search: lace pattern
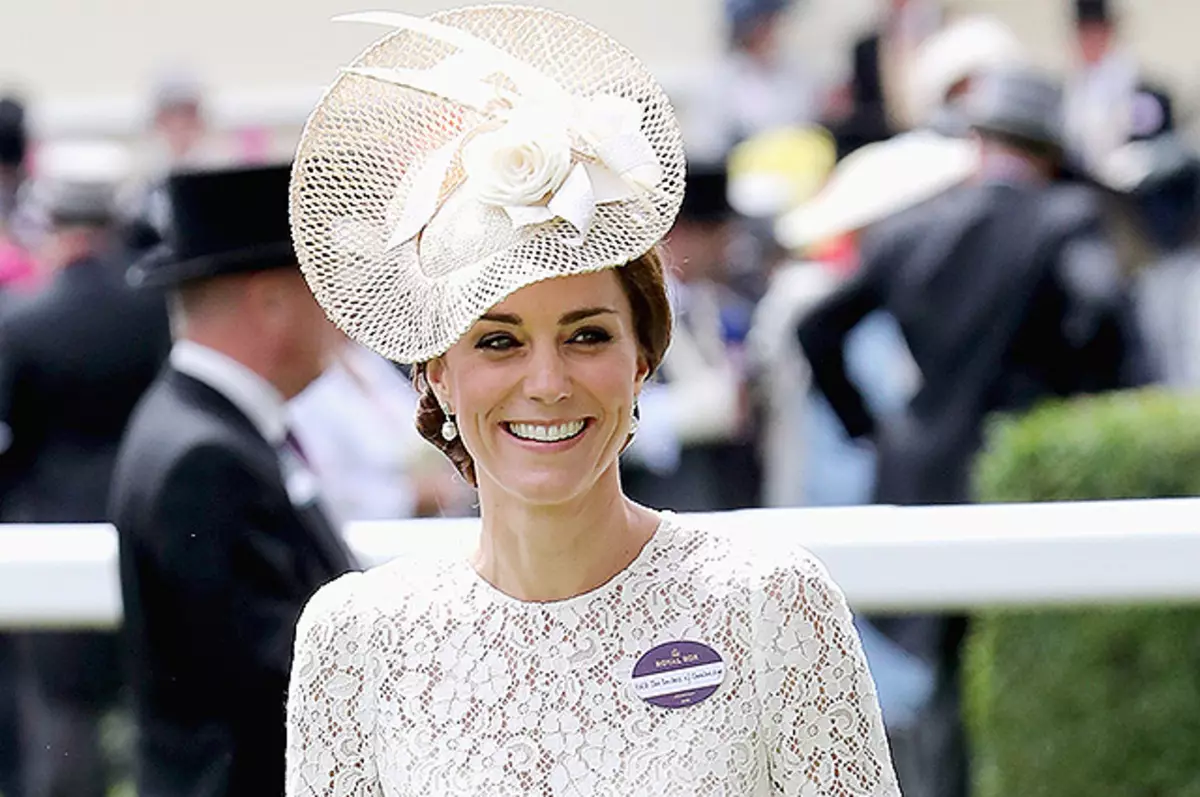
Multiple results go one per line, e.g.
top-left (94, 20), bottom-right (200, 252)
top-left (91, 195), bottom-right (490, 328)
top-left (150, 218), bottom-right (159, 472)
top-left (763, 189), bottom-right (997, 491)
top-left (286, 515), bottom-right (899, 796)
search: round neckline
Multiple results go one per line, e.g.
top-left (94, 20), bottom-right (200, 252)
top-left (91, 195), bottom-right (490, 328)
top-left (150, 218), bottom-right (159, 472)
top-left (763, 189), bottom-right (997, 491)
top-left (460, 511), bottom-right (676, 610)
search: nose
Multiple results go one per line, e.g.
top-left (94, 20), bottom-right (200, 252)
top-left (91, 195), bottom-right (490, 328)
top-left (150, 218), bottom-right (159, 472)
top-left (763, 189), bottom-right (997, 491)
top-left (523, 342), bottom-right (571, 404)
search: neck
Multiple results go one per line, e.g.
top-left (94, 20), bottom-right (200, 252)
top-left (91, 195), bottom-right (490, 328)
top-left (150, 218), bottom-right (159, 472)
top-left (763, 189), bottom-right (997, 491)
top-left (472, 464), bottom-right (659, 602)
top-left (178, 330), bottom-right (295, 399)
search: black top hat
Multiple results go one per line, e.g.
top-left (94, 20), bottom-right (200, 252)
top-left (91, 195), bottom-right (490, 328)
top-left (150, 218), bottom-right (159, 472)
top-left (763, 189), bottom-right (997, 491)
top-left (964, 67), bottom-right (1065, 152)
top-left (0, 97), bottom-right (26, 168)
top-left (127, 163), bottom-right (296, 288)
top-left (679, 166), bottom-right (731, 223)
top-left (1075, 0), bottom-right (1112, 25)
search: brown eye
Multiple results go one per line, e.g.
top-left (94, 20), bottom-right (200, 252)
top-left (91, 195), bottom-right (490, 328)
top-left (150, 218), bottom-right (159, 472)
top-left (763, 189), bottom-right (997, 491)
top-left (569, 327), bottom-right (613, 345)
top-left (477, 332), bottom-right (519, 351)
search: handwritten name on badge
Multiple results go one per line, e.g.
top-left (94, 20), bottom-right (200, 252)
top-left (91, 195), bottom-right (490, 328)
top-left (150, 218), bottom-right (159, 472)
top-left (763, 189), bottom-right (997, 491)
top-left (631, 641), bottom-right (725, 709)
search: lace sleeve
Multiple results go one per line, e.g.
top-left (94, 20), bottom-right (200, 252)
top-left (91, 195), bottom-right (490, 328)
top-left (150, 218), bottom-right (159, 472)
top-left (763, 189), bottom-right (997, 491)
top-left (286, 573), bottom-right (383, 797)
top-left (757, 552), bottom-right (900, 797)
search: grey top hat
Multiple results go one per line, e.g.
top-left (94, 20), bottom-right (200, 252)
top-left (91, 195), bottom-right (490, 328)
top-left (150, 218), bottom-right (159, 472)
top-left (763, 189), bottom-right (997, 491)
top-left (27, 140), bottom-right (131, 226)
top-left (963, 67), bottom-right (1065, 151)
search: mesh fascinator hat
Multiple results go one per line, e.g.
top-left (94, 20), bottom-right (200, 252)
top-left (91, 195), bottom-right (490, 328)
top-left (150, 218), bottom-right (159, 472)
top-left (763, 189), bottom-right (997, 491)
top-left (290, 5), bottom-right (687, 363)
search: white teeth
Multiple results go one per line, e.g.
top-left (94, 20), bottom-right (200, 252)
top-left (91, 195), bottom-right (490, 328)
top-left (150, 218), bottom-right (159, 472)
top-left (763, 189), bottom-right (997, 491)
top-left (507, 420), bottom-right (586, 442)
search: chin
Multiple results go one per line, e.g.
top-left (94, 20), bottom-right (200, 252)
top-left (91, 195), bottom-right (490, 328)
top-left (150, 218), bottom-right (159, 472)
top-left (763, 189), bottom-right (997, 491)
top-left (498, 469), bottom-right (597, 507)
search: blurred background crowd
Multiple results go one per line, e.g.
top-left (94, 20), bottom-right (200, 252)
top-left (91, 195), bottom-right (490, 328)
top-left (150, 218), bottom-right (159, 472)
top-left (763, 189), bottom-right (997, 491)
top-left (2, 0), bottom-right (1200, 795)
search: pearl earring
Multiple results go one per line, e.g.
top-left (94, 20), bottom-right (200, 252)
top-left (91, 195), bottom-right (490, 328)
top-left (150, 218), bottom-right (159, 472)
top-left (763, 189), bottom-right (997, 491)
top-left (439, 403), bottom-right (458, 442)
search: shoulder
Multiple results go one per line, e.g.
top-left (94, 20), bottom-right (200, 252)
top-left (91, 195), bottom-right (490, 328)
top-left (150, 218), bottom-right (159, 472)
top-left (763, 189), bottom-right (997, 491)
top-left (304, 548), bottom-right (469, 626)
top-left (857, 187), bottom-right (965, 268)
top-left (295, 571), bottom-right (373, 646)
top-left (113, 383), bottom-right (270, 518)
top-left (121, 374), bottom-right (260, 467)
top-left (0, 288), bottom-right (56, 349)
top-left (660, 515), bottom-right (844, 613)
top-left (113, 435), bottom-right (256, 519)
top-left (294, 555), bottom-right (466, 652)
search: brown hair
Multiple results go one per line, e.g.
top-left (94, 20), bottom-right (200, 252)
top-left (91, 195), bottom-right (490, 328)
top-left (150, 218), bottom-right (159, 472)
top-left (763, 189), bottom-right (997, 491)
top-left (413, 247), bottom-right (673, 485)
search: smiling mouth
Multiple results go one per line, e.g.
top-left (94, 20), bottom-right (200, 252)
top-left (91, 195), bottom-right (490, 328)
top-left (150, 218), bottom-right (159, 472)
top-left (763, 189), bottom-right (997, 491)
top-left (504, 419), bottom-right (589, 443)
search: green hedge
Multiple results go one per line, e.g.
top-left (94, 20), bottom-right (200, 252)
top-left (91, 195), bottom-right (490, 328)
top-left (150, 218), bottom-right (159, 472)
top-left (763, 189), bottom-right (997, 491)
top-left (965, 389), bottom-right (1200, 797)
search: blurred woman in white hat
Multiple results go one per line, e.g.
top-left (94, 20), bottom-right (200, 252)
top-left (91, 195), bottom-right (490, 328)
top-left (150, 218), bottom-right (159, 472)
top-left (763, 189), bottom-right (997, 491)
top-left (285, 7), bottom-right (899, 795)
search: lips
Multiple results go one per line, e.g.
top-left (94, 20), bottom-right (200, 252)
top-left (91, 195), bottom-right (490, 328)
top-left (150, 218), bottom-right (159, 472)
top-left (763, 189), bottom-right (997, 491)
top-left (504, 419), bottom-right (588, 443)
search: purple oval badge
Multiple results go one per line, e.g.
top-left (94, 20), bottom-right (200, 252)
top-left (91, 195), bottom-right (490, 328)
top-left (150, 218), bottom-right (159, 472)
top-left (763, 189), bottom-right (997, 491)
top-left (631, 641), bottom-right (726, 709)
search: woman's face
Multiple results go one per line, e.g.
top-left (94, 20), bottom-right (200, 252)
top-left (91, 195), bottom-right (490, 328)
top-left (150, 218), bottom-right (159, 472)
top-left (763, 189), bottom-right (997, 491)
top-left (426, 270), bottom-right (648, 507)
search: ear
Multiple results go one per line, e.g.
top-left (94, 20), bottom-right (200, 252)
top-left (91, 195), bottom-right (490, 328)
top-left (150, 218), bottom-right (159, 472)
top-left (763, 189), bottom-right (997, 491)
top-left (248, 271), bottom-right (288, 322)
top-left (633, 352), bottom-right (651, 398)
top-left (424, 357), bottom-right (453, 411)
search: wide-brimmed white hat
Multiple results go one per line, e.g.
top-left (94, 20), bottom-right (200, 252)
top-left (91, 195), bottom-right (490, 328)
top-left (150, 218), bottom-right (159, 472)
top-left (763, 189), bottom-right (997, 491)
top-left (290, 5), bottom-right (687, 363)
top-left (909, 15), bottom-right (1025, 128)
top-left (774, 130), bottom-right (977, 251)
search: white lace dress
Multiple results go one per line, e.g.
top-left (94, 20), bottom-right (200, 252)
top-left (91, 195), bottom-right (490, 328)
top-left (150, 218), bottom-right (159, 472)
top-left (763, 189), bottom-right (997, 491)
top-left (286, 513), bottom-right (900, 796)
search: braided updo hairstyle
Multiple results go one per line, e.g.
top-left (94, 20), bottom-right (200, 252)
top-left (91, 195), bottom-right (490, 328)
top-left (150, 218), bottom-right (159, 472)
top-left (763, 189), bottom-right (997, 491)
top-left (413, 247), bottom-right (673, 486)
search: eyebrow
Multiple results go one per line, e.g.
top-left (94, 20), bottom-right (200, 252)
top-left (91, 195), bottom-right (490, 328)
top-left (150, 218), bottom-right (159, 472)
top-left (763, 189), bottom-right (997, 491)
top-left (478, 307), bottom-right (618, 326)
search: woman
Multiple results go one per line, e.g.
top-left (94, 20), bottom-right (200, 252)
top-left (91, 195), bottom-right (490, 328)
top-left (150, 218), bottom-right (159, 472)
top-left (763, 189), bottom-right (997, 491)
top-left (285, 6), bottom-right (899, 795)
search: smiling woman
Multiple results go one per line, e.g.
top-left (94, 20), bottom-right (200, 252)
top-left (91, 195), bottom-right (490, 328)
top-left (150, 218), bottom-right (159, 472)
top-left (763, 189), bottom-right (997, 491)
top-left (412, 249), bottom-right (671, 488)
top-left (284, 5), bottom-right (899, 796)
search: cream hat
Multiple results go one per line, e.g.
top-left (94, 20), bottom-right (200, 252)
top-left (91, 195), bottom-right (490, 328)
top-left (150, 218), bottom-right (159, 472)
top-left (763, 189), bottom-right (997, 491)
top-left (27, 139), bottom-right (132, 225)
top-left (289, 5), bottom-right (687, 363)
top-left (774, 130), bottom-right (977, 251)
top-left (725, 126), bottom-right (838, 219)
top-left (909, 15), bottom-right (1025, 128)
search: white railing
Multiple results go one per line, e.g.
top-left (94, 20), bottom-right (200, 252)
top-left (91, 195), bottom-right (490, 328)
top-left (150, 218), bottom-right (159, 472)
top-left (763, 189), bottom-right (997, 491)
top-left (3, 498), bottom-right (1200, 630)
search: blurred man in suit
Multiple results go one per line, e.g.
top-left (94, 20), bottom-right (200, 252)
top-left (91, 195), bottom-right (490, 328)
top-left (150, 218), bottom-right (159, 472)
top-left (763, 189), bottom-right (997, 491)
top-left (798, 68), bottom-right (1148, 797)
top-left (0, 140), bottom-right (171, 797)
top-left (110, 164), bottom-right (356, 797)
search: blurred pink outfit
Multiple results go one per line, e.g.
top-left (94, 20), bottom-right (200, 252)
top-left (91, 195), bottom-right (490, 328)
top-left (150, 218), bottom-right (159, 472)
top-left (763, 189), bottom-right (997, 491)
top-left (0, 237), bottom-right (37, 292)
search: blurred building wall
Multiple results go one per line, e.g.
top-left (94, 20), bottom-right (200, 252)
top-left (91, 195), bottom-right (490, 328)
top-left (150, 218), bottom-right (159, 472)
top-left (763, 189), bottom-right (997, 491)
top-left (1, 0), bottom-right (1195, 142)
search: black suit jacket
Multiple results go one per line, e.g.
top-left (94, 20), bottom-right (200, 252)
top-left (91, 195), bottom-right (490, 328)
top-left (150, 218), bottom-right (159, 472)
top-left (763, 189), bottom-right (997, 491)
top-left (110, 366), bottom-right (356, 797)
top-left (0, 254), bottom-right (169, 704)
top-left (798, 181), bottom-right (1148, 505)
top-left (0, 255), bottom-right (169, 522)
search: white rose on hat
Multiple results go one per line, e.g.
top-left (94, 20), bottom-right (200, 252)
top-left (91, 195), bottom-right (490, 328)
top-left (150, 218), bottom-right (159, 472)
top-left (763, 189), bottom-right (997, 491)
top-left (462, 112), bottom-right (573, 209)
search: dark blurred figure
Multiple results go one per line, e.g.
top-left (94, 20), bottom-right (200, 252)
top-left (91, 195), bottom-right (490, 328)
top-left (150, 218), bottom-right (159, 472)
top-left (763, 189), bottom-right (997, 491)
top-left (122, 70), bottom-right (221, 254)
top-left (824, 0), bottom-right (943, 159)
top-left (1064, 0), bottom-right (1144, 173)
top-left (0, 93), bottom-right (30, 797)
top-left (0, 97), bottom-right (38, 303)
top-left (1063, 0), bottom-right (1198, 254)
top-left (0, 140), bottom-right (170, 797)
top-left (0, 98), bottom-right (26, 223)
top-left (110, 164), bottom-right (355, 797)
top-left (683, 0), bottom-right (824, 164)
top-left (798, 68), bottom-right (1150, 797)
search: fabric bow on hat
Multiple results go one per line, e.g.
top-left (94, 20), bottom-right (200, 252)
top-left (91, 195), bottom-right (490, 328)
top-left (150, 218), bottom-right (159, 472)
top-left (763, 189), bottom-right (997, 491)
top-left (335, 12), bottom-right (664, 249)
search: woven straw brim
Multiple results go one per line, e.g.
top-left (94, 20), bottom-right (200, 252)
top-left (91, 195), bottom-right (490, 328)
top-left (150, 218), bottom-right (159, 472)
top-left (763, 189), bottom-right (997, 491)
top-left (290, 5), bottom-right (686, 364)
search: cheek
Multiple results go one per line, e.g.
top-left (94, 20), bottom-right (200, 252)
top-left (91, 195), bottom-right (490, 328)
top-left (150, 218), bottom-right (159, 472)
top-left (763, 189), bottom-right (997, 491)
top-left (442, 358), bottom-right (511, 419)
top-left (583, 352), bottom-right (642, 412)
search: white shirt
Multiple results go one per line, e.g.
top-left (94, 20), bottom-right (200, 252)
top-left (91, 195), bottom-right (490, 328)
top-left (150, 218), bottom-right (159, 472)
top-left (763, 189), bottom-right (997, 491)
top-left (286, 514), bottom-right (900, 796)
top-left (170, 340), bottom-right (288, 446)
top-left (289, 342), bottom-right (426, 521)
top-left (1065, 50), bottom-right (1140, 171)
top-left (170, 340), bottom-right (325, 511)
